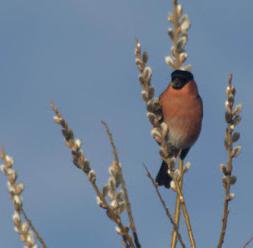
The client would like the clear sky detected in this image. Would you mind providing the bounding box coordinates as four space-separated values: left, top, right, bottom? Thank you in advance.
0 0 252 247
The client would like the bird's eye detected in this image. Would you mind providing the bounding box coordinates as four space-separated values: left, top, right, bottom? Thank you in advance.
171 79 187 89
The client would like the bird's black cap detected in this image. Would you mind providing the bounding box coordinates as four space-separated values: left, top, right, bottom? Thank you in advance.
171 70 194 81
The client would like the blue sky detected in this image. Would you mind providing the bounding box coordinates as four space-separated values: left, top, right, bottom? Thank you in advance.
0 0 252 247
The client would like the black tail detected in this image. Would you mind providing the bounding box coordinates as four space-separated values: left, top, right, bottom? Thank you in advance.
155 161 172 189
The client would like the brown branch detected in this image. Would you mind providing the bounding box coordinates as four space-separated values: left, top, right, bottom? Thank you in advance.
101 121 120 163
143 163 186 248
217 74 242 248
242 234 253 248
101 121 141 248
171 159 183 248
51 103 135 248
172 169 196 248
21 208 47 248
0 150 45 248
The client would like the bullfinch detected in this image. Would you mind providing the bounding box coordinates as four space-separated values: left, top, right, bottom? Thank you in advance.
156 70 203 188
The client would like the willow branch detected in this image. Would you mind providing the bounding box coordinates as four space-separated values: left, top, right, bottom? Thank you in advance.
217 74 242 248
172 168 196 248
0 150 46 248
165 0 191 70
102 121 141 248
21 208 47 248
171 159 183 248
51 103 135 248
242 235 253 248
135 40 176 175
143 163 185 248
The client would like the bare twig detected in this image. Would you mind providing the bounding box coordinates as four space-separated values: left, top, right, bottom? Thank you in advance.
242 234 253 248
143 163 185 248
102 121 141 248
171 167 196 248
171 159 183 248
0 150 46 248
217 74 242 248
21 208 47 248
51 103 136 248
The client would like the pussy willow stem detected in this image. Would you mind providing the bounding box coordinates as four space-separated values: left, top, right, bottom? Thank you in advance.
180 192 196 248
172 0 181 69
173 168 196 248
171 159 183 248
242 235 253 248
101 121 141 248
21 208 48 248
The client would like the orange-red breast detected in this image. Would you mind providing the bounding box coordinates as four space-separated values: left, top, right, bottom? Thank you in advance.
156 70 203 188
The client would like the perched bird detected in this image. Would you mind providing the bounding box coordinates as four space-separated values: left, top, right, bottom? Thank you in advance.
156 70 203 188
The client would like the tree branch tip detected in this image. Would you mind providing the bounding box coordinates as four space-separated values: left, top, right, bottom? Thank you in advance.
228 73 233 85
0 148 5 159
134 37 140 45
136 39 141 47
142 162 148 171
101 120 109 129
50 101 57 111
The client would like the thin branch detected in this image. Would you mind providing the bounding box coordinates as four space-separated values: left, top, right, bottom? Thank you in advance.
101 121 120 163
143 163 186 248
0 150 45 248
242 234 253 248
172 171 196 248
101 121 141 248
217 74 242 248
21 208 47 248
171 159 183 248
51 103 135 248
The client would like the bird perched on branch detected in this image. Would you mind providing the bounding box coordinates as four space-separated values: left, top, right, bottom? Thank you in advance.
156 70 203 188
